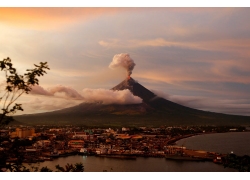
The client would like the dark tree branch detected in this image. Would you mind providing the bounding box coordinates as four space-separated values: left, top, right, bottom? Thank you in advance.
0 57 50 126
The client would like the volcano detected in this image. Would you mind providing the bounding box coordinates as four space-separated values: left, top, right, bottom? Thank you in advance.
14 77 250 127
111 77 156 102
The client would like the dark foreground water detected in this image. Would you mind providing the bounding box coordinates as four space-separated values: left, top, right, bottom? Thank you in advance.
24 132 250 172
26 155 235 172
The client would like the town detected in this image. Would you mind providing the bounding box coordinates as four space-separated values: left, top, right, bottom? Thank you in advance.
0 124 248 167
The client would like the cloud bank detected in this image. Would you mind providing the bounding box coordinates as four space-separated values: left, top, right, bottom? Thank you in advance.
81 88 141 104
30 85 142 105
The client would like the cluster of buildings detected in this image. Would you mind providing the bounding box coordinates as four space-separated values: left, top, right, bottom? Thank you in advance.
0 125 247 163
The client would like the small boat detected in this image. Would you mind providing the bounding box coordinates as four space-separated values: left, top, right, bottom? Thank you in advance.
50 149 59 157
43 157 53 161
78 148 88 155
213 156 222 164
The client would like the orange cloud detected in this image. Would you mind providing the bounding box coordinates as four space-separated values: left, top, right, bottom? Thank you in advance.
99 38 250 53
135 63 250 85
0 7 132 30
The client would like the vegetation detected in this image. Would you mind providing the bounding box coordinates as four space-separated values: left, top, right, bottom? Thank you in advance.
55 163 84 172
0 57 50 126
0 58 86 172
0 57 50 171
26 163 84 172
0 138 34 172
223 154 250 172
0 136 85 172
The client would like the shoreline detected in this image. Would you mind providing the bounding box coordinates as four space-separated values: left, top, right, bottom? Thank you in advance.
19 131 250 165
166 133 207 145
18 133 214 164
167 131 249 146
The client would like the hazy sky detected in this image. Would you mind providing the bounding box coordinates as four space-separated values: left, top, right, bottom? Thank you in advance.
0 7 250 116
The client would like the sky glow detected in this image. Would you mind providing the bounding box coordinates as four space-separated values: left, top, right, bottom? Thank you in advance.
0 7 250 116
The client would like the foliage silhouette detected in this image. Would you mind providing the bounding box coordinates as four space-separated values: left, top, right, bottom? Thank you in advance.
55 163 84 172
40 166 53 172
0 57 49 171
0 57 50 126
223 154 250 172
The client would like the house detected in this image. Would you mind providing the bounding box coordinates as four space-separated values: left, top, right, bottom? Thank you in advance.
68 140 84 149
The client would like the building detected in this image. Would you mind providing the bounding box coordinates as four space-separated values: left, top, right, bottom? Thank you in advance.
68 140 84 149
35 140 51 148
49 128 63 132
72 132 89 140
10 127 35 138
122 127 130 132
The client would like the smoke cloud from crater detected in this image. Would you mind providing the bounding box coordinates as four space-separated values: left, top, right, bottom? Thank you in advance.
109 53 136 77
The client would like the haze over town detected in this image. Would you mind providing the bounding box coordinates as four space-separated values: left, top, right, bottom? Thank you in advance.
0 7 250 116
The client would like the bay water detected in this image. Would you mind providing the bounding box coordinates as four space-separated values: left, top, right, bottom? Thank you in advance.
24 132 250 172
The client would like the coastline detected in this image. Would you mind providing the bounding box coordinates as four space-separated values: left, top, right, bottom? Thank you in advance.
168 131 249 146
18 133 216 164
19 131 250 172
174 131 250 156
18 131 250 169
166 133 206 145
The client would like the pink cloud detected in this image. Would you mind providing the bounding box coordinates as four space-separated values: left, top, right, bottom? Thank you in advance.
30 85 142 105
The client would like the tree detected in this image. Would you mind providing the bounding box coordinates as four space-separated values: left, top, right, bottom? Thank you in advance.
223 154 250 172
0 57 49 172
55 163 84 172
0 138 32 172
0 57 50 126
0 58 84 172
40 166 53 172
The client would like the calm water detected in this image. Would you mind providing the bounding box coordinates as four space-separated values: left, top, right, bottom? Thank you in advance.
176 132 250 156
27 155 235 172
24 132 250 172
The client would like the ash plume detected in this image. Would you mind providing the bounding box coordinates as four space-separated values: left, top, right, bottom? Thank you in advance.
109 53 136 77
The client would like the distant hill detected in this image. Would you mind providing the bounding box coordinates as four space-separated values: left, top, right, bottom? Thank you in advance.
14 77 250 127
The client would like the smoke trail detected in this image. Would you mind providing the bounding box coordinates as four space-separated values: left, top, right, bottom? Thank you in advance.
109 53 136 77
30 85 142 104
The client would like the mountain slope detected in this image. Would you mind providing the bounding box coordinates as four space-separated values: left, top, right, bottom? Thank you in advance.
14 77 250 127
111 77 156 102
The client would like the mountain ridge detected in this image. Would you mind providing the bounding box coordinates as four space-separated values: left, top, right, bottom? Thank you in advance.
14 77 250 127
